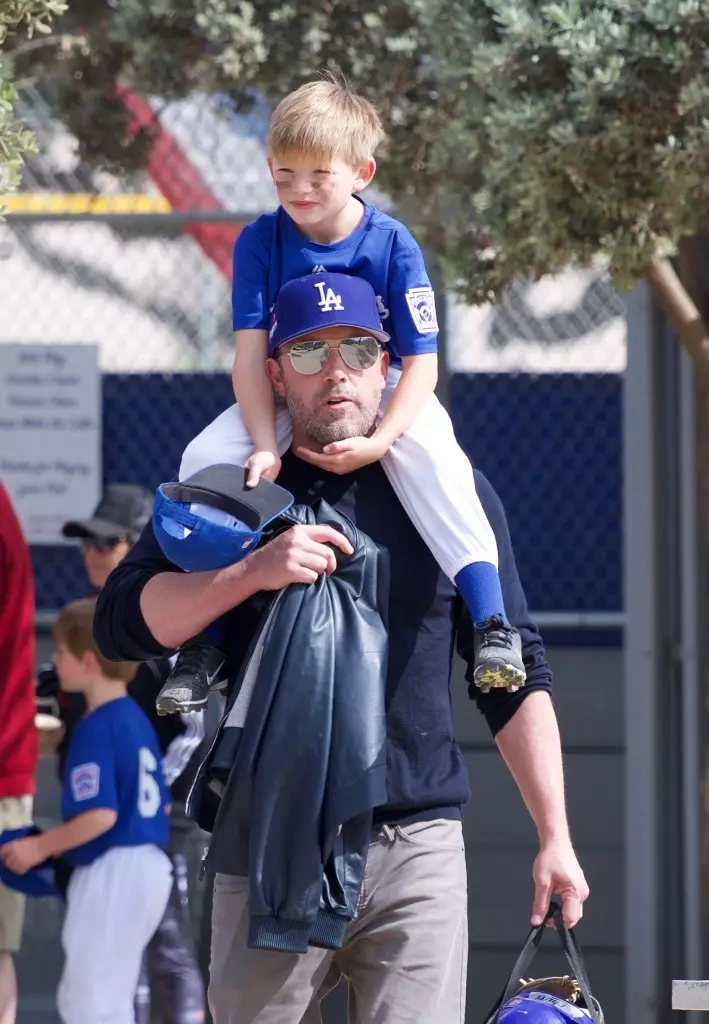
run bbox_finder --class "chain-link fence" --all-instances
[446,270,626,622]
[3,83,277,371]
[1,213,240,372]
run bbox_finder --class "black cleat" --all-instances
[156,639,226,716]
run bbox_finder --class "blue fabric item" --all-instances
[454,560,507,625]
[268,271,390,354]
[203,620,224,647]
[233,198,439,364]
[0,827,64,900]
[307,911,350,951]
[152,486,260,572]
[247,916,312,955]
[62,696,170,867]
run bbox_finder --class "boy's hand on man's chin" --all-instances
[296,435,387,474]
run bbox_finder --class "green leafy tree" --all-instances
[9,0,442,200]
[416,0,709,368]
[0,0,66,196]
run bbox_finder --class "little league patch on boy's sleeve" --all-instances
[405,287,439,334]
[70,763,101,802]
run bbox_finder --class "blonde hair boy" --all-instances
[268,72,384,167]
[53,597,136,684]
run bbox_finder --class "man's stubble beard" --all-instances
[283,380,378,447]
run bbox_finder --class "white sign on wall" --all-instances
[0,344,101,544]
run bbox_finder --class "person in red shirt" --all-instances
[0,484,37,1024]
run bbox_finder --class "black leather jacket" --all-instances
[189,499,390,954]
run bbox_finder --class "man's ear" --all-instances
[380,349,390,387]
[266,356,286,398]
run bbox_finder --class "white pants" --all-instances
[180,368,498,579]
[57,845,173,1024]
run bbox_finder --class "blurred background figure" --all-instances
[37,485,207,1024]
[0,485,37,1024]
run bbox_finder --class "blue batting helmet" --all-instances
[498,990,600,1024]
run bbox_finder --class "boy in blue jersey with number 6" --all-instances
[0,598,172,1024]
[156,70,527,716]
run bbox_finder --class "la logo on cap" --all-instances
[314,280,344,313]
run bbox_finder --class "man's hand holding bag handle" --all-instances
[485,900,604,1024]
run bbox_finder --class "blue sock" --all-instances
[454,561,507,625]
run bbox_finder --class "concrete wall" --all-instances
[454,642,624,1023]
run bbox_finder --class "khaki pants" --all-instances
[0,796,33,953]
[209,819,468,1024]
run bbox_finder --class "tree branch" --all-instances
[8,32,82,57]
[644,256,709,377]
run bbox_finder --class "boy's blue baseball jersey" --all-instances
[232,198,438,364]
[61,696,170,867]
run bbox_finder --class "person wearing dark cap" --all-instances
[48,485,157,776]
[61,484,154,591]
[43,485,207,1024]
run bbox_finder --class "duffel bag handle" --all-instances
[483,900,601,1024]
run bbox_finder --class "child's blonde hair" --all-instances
[53,597,136,682]
[268,69,383,168]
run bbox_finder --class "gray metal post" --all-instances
[624,281,661,1024]
[678,348,702,1016]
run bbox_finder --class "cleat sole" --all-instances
[473,660,526,693]
[155,694,209,716]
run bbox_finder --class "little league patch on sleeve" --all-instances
[70,762,100,802]
[405,286,439,334]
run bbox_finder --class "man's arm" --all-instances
[93,518,205,662]
[495,691,588,928]
[94,516,354,662]
[458,471,588,927]
[138,552,266,651]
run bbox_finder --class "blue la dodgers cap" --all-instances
[268,272,390,355]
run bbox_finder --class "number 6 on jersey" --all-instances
[138,746,162,818]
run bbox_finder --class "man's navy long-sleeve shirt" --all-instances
[94,455,552,824]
